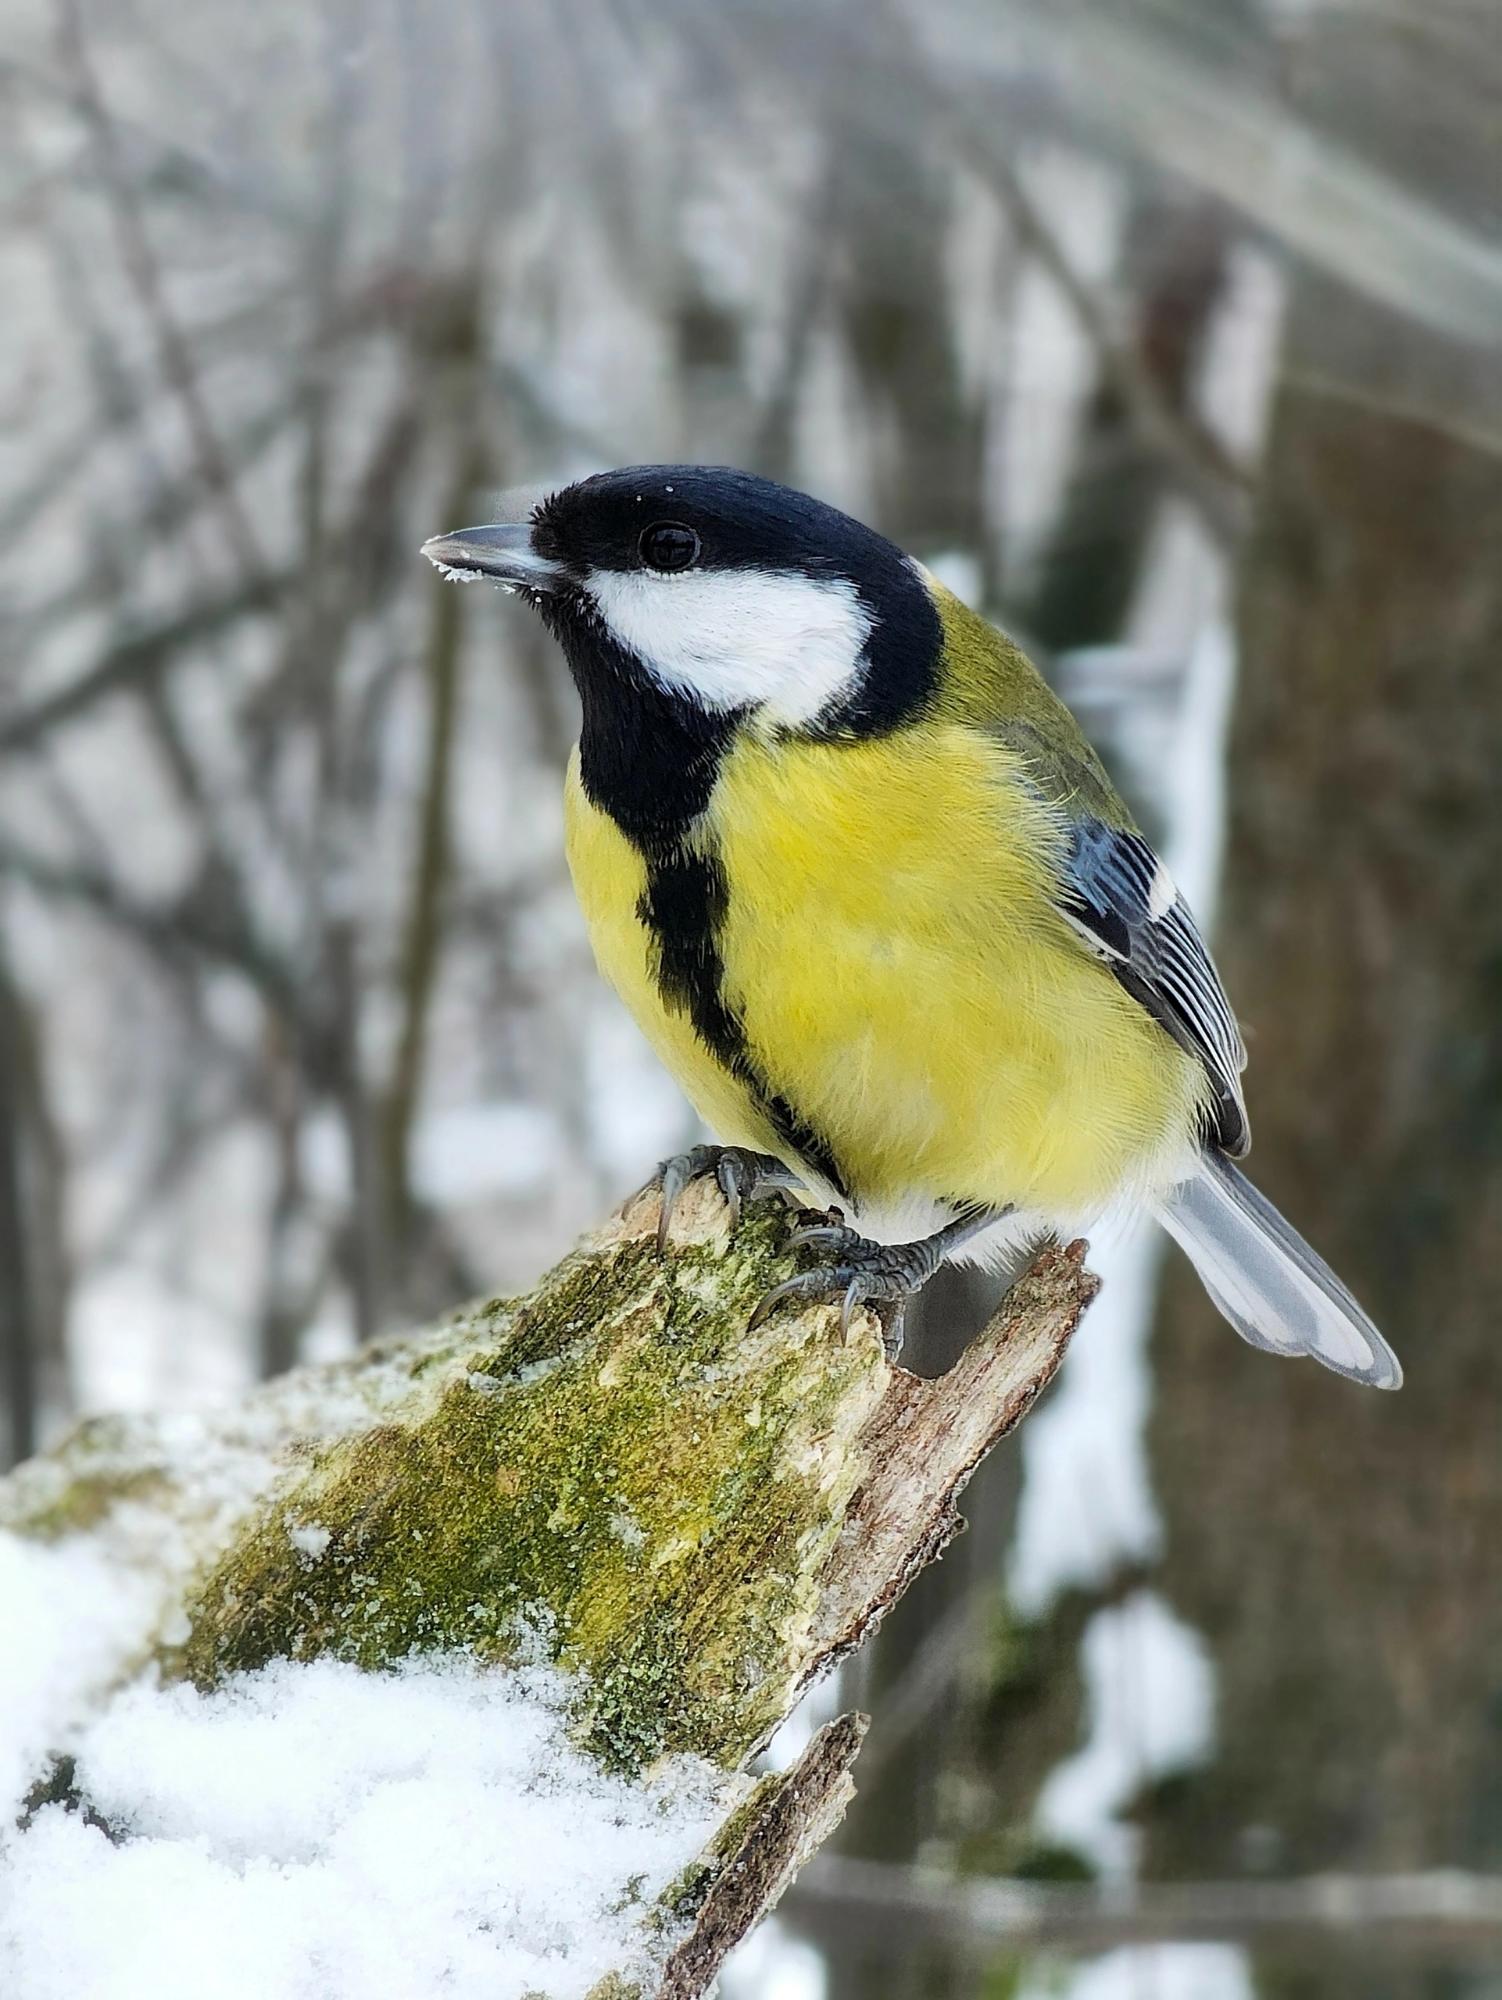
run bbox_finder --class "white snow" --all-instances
[0,1318,469,1779]
[1007,1214,1167,1616]
[1023,1943,1256,2000]
[0,1534,162,1830]
[723,1917,828,2000]
[0,1653,735,2000]
[0,1406,314,1828]
[1035,1590,1216,1883]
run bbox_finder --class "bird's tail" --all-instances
[1153,1149,1402,1390]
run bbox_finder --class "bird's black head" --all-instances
[421,465,942,740]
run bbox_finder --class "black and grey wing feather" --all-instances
[1058,820,1250,1155]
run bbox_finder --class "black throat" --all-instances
[544,603,736,855]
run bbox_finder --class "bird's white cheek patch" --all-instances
[584,568,873,725]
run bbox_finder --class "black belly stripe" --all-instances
[552,603,852,1198]
[637,847,851,1201]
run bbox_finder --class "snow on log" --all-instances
[0,1179,1097,2000]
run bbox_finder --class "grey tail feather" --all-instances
[1153,1149,1402,1391]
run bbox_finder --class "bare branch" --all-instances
[54,0,271,584]
[0,571,292,754]
[794,1854,1502,1953]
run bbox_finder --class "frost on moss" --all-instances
[172,1188,889,1773]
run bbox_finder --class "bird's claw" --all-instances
[749,1224,939,1361]
[653,1145,794,1251]
[783,1221,855,1253]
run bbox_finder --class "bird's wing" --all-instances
[1055,816,1249,1154]
[991,713,1250,1156]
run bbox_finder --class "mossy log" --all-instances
[2,1180,1096,1996]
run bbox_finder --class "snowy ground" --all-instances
[0,1350,744,2000]
[0,1648,734,2000]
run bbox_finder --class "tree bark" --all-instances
[0,963,36,1469]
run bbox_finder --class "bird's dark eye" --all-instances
[638,522,700,573]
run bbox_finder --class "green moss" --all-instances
[174,1202,887,1776]
[582,1977,642,2000]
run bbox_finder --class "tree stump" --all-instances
[0,1180,1096,1998]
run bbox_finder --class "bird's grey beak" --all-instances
[420,522,567,592]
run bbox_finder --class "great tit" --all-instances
[423,466,1401,1389]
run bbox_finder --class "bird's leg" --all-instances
[750,1204,1010,1361]
[652,1145,801,1249]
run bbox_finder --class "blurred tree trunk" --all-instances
[1145,4,1502,1881]
[1021,194,1228,656]
[820,17,990,564]
[0,956,69,1467]
[0,964,37,1467]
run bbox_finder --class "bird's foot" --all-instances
[652,1145,798,1250]
[748,1222,945,1361]
[749,1204,1009,1361]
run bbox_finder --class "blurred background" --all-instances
[2,0,1500,1993]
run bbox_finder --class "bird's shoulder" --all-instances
[927,581,1128,826]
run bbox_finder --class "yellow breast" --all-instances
[563,728,1207,1221]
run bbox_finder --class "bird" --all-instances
[422,465,1401,1390]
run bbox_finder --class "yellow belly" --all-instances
[563,728,1208,1220]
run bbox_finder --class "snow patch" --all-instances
[0,1654,735,2000]
[1023,1943,1256,2000]
[0,1327,497,1832]
[723,1916,828,2000]
[1007,1214,1165,1615]
[1035,1590,1216,1882]
[0,1535,160,1826]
